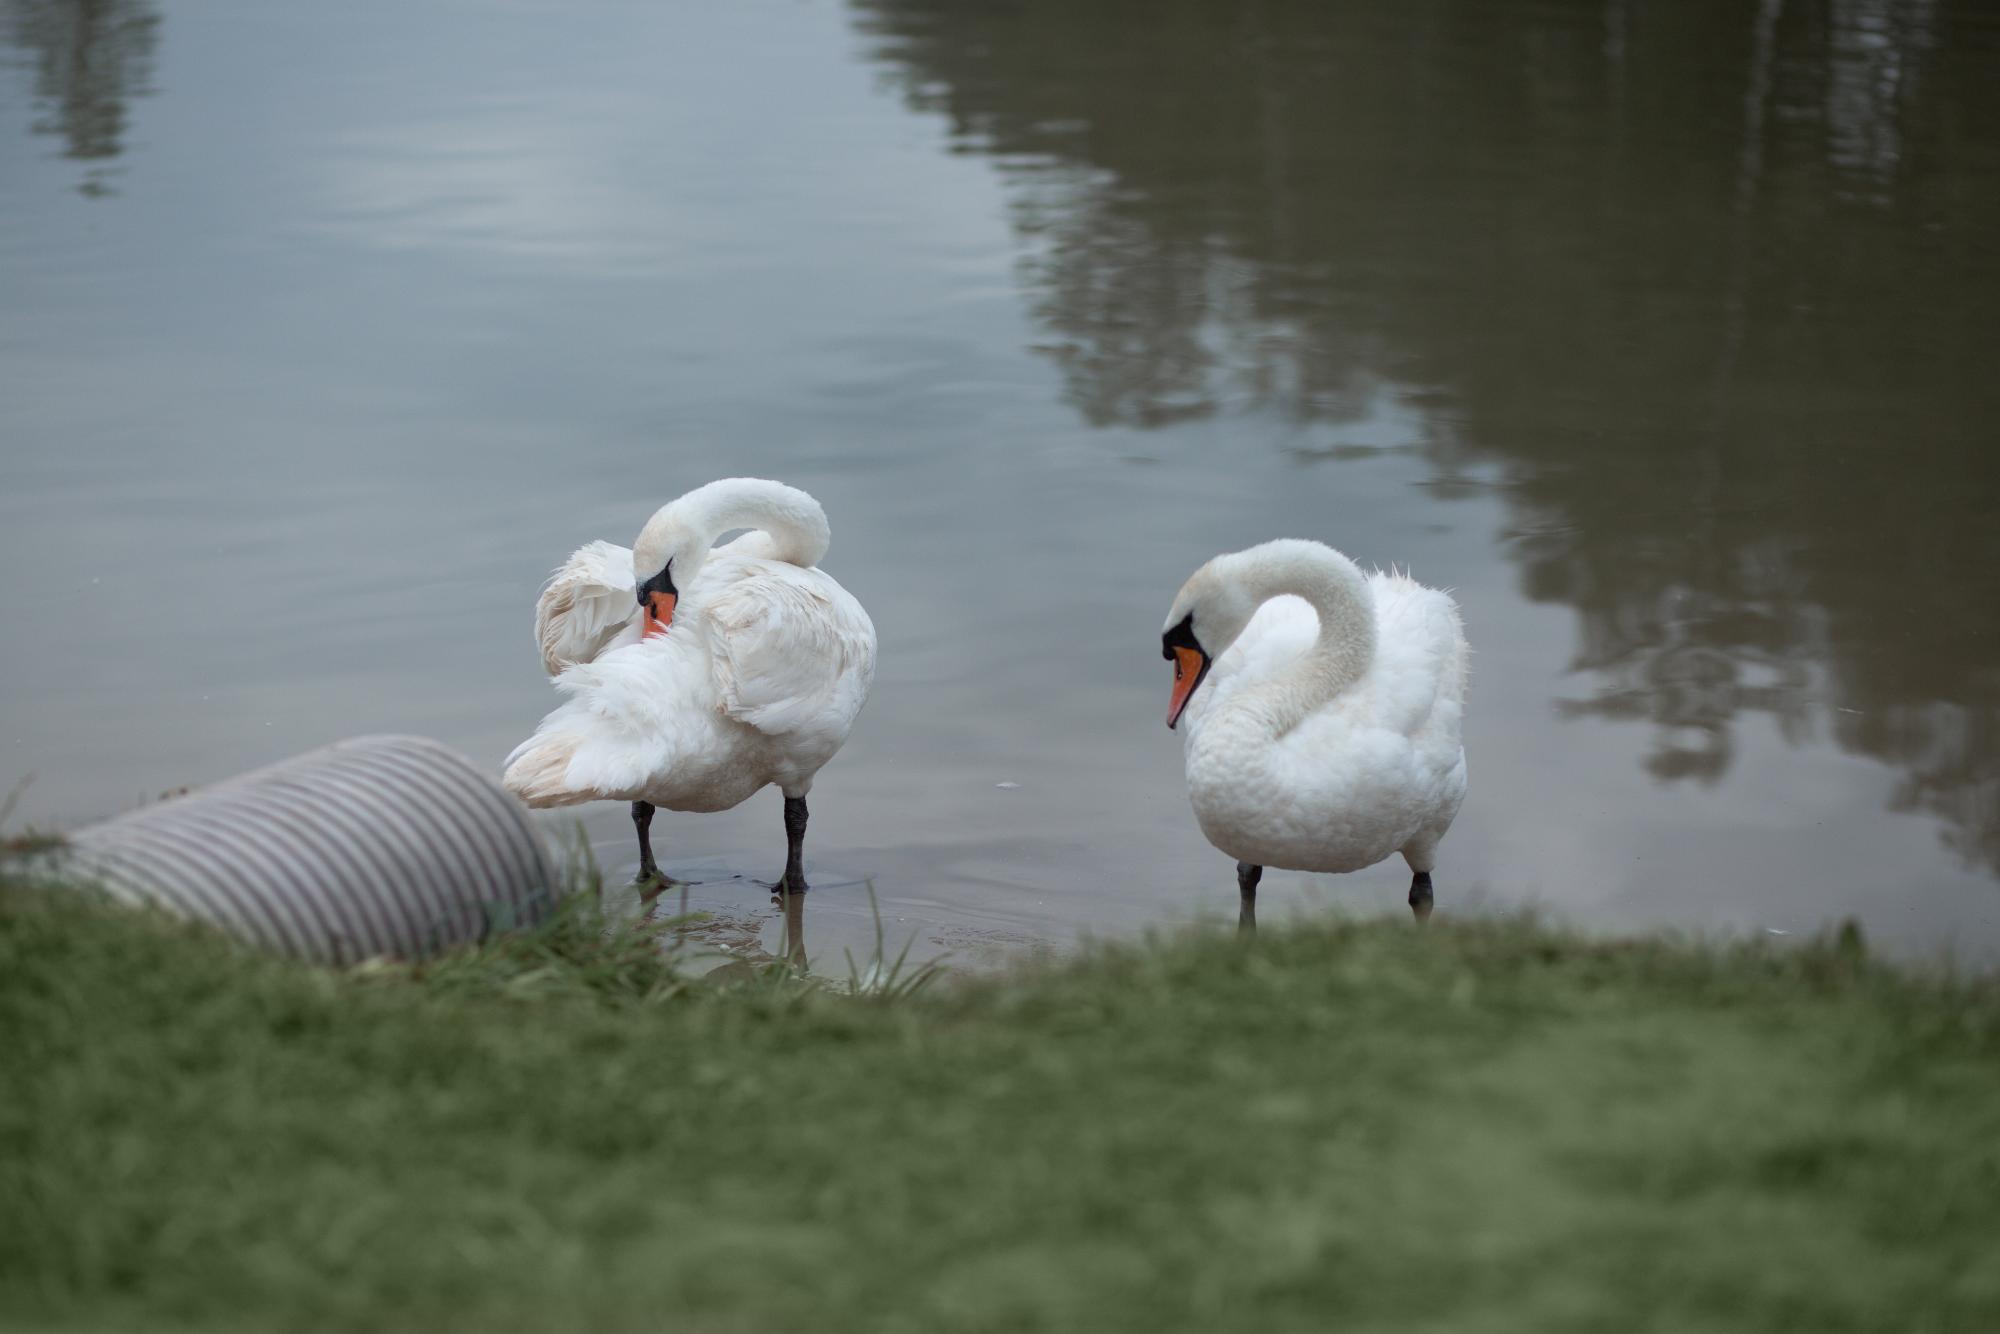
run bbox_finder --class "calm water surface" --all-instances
[4,0,1997,965]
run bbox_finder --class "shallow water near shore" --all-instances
[4,0,1998,966]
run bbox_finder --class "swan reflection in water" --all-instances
[618,874,812,974]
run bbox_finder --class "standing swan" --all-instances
[1161,540,1467,926]
[504,479,876,894]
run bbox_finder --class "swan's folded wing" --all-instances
[535,540,638,675]
[1370,578,1468,742]
[704,566,876,737]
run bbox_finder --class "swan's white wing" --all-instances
[535,540,638,675]
[1182,594,1318,734]
[1367,574,1467,744]
[700,558,876,739]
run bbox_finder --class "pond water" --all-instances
[5,0,1998,967]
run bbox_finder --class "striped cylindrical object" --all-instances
[63,735,559,964]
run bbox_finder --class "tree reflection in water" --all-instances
[3,0,159,194]
[858,0,2000,870]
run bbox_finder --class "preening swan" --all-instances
[1162,539,1467,926]
[504,478,876,893]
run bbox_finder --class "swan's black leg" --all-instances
[1237,861,1262,934]
[632,801,660,886]
[775,795,809,898]
[1409,870,1434,923]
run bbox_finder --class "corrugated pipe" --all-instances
[60,735,559,964]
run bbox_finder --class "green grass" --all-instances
[4,877,1999,1334]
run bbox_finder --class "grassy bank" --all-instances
[4,878,1999,1333]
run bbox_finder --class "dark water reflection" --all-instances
[3,0,157,193]
[857,0,2000,869]
[3,0,1997,963]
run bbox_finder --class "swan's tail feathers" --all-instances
[502,734,594,809]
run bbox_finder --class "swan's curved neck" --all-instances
[1226,541,1376,736]
[673,478,831,568]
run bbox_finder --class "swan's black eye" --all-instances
[1162,611,1201,661]
[637,559,675,606]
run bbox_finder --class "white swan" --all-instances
[504,478,876,892]
[1161,539,1468,925]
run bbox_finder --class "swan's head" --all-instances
[630,501,712,639]
[1160,555,1259,729]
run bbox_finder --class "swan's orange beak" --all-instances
[642,590,677,639]
[1167,645,1208,730]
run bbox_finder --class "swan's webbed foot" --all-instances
[1236,861,1261,934]
[773,795,810,900]
[1409,870,1434,923]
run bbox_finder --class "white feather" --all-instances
[505,481,876,816]
[1169,541,1469,881]
[533,539,639,675]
